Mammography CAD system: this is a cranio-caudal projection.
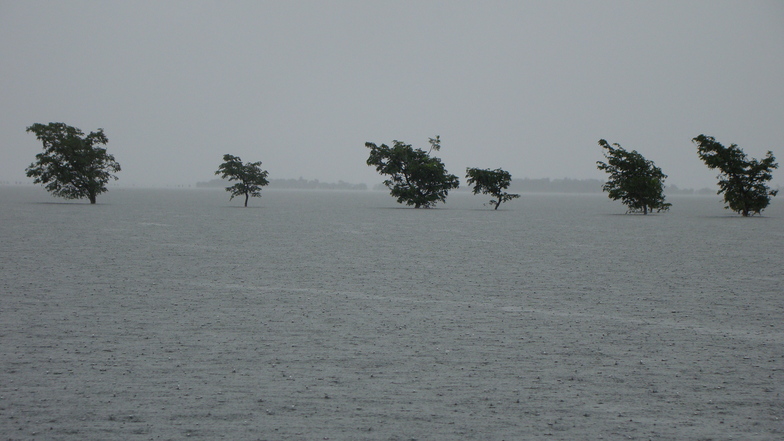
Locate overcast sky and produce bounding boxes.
[2,1,783,189]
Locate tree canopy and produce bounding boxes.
[366,136,459,208]
[596,139,670,214]
[215,154,270,207]
[25,122,121,204]
[465,167,519,209]
[693,135,778,216]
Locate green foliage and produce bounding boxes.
[215,154,269,207]
[465,167,519,209]
[596,139,670,215]
[25,122,121,204]
[693,135,778,216]
[365,136,459,208]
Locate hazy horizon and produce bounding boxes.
[2,1,783,190]
[1,175,752,195]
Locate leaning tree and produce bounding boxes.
[465,167,519,209]
[596,139,670,214]
[693,135,778,216]
[25,122,121,204]
[366,136,459,208]
[215,154,270,207]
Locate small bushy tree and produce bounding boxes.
[596,139,670,214]
[215,154,269,207]
[26,122,121,204]
[693,135,778,216]
[366,136,459,208]
[465,167,519,209]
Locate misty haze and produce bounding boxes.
[1,1,783,440]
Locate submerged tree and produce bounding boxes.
[693,135,778,216]
[596,139,670,214]
[366,136,459,208]
[215,154,269,207]
[25,122,121,204]
[465,167,519,209]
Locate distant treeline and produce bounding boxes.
[389,178,605,194]
[507,178,716,195]
[197,177,367,191]
[506,179,715,195]
[508,178,603,194]
[4,177,730,195]
[666,185,715,195]
[368,178,606,193]
[195,176,736,194]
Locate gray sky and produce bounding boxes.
[2,0,783,189]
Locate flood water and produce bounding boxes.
[1,186,782,440]
[3,186,780,308]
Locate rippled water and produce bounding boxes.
[2,186,782,316]
[1,186,782,439]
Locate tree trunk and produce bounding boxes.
[494,200,501,210]
[244,192,249,207]
[89,193,96,204]
[643,205,648,215]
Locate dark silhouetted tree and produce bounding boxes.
[596,139,670,214]
[25,122,121,204]
[366,136,459,208]
[465,167,519,209]
[215,154,269,207]
[693,134,778,216]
